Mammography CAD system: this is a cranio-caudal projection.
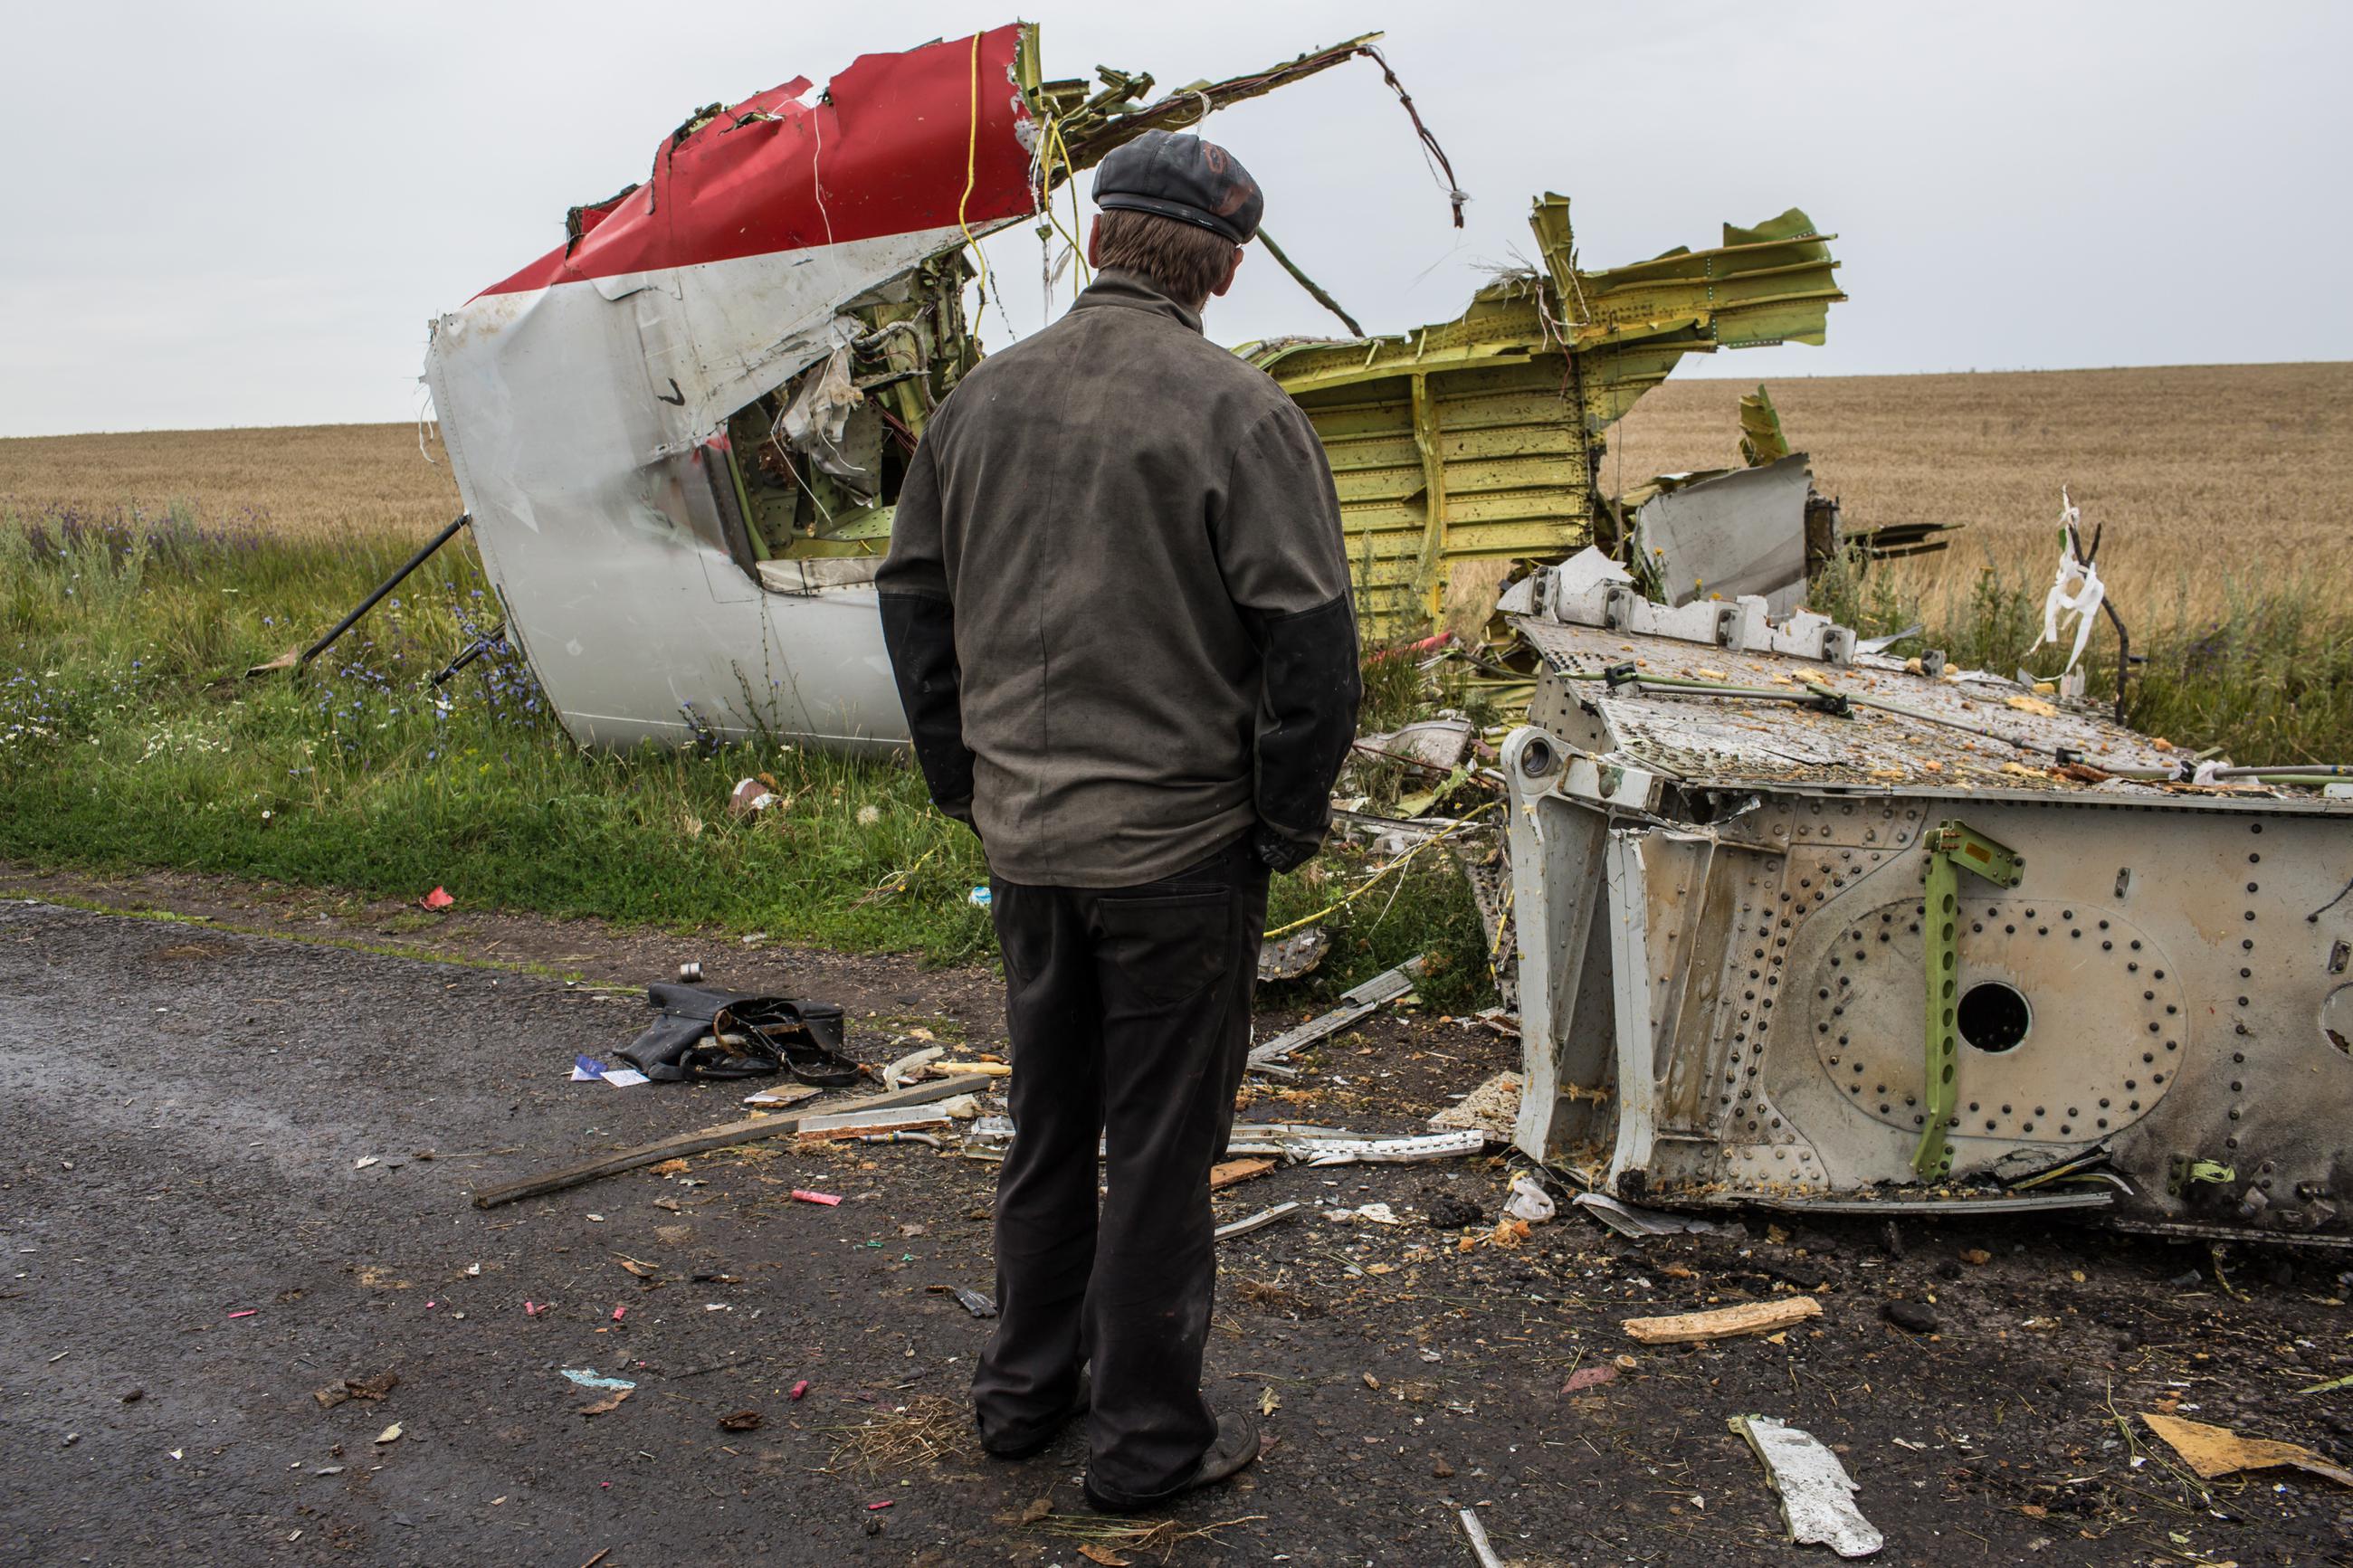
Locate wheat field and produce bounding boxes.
[1610,361,2353,622]
[0,423,462,539]
[5,360,2349,626]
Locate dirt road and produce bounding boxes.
[2,877,2348,1565]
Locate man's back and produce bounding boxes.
[881,266,1352,885]
[877,129,1363,1513]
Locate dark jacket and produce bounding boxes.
[876,268,1360,887]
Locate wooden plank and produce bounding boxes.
[1619,1297,1823,1345]
[470,1075,992,1209]
[1209,1157,1275,1192]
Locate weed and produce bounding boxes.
[0,505,1492,999]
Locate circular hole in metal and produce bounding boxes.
[1958,981,2032,1053]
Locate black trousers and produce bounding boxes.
[971,833,1269,1502]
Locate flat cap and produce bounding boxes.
[1091,129,1262,244]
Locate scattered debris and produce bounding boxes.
[1477,1215,1533,1250]
[1358,717,1477,772]
[1730,1414,1883,1558]
[795,1106,950,1141]
[1622,1298,1824,1345]
[1243,1129,1486,1166]
[1324,1202,1403,1225]
[570,1055,647,1088]
[559,1370,637,1392]
[718,1409,764,1432]
[1503,1171,1556,1224]
[472,1075,990,1208]
[881,1044,945,1089]
[929,1059,1012,1078]
[1246,957,1426,1076]
[727,778,780,817]
[740,1083,822,1110]
[927,1285,998,1319]
[2141,1411,2353,1488]
[1456,1506,1507,1568]
[311,1370,399,1410]
[579,1389,632,1418]
[1561,1364,1618,1394]
[618,983,858,1086]
[1210,1157,1276,1192]
[1257,927,1331,983]
[1428,1072,1520,1143]
[373,1422,404,1446]
[1215,1202,1304,1242]
[1572,1193,1740,1240]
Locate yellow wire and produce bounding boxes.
[957,31,990,297]
[1043,116,1091,288]
[1262,798,1502,940]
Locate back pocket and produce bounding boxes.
[1094,889,1232,1005]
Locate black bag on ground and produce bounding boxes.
[616,983,862,1086]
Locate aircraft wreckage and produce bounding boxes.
[422,22,1853,746]
[1500,550,2353,1246]
[422,25,2350,1244]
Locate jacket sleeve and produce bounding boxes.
[1212,401,1362,870]
[875,434,976,827]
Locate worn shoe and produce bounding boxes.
[980,1371,1091,1460]
[1083,1411,1261,1513]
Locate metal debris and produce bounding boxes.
[1253,200,1844,642]
[1571,1193,1741,1240]
[1257,927,1332,984]
[1503,551,2353,1243]
[1214,1202,1302,1242]
[1729,1415,1883,1558]
[1247,957,1425,1076]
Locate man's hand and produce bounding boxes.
[1253,823,1319,875]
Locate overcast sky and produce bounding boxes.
[3,1,2345,437]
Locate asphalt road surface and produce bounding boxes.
[2,889,2348,1566]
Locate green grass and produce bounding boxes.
[0,507,1495,1009]
[1813,544,2353,764]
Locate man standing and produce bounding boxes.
[876,129,1360,1512]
